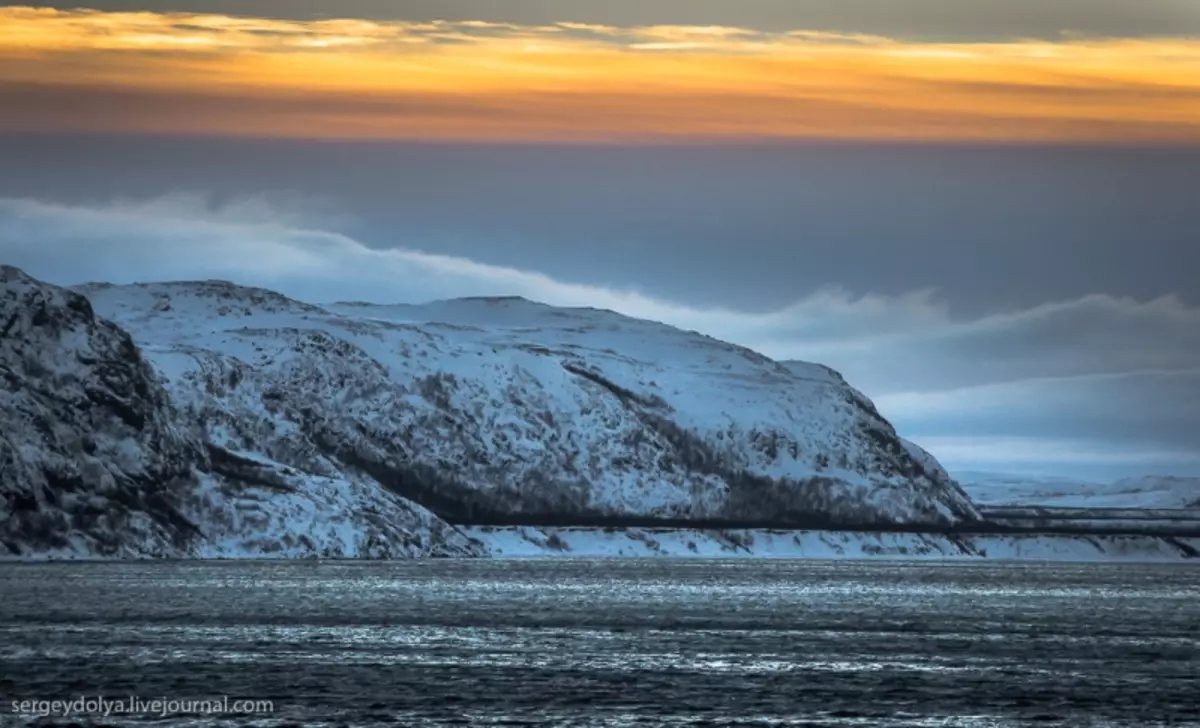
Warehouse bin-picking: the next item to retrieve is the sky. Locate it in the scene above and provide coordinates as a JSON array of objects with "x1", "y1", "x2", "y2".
[{"x1": 0, "y1": 1, "x2": 1197, "y2": 480}]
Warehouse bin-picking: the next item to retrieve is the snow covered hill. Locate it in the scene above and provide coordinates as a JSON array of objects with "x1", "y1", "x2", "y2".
[
  {"x1": 958, "y1": 472, "x2": 1200, "y2": 509},
  {"x1": 80, "y1": 279, "x2": 978, "y2": 528},
  {"x1": 0, "y1": 266, "x2": 482, "y2": 559},
  {"x1": 0, "y1": 265, "x2": 980, "y2": 557}
]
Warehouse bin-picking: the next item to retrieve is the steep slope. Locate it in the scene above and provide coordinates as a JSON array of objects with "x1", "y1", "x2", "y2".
[
  {"x1": 0, "y1": 267, "x2": 482, "y2": 558},
  {"x1": 0, "y1": 265, "x2": 202, "y2": 556},
  {"x1": 75, "y1": 280, "x2": 979, "y2": 529}
]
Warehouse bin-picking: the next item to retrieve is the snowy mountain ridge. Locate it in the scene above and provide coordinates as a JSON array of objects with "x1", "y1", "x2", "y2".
[
  {"x1": 958, "y1": 471, "x2": 1200, "y2": 509},
  {"x1": 2, "y1": 266, "x2": 979, "y2": 558}
]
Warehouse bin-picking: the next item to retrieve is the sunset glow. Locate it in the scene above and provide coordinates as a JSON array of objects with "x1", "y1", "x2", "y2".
[{"x1": 1, "y1": 6, "x2": 1199, "y2": 142}]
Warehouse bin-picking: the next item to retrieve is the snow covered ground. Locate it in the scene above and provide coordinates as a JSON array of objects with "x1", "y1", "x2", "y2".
[
  {"x1": 958, "y1": 472, "x2": 1200, "y2": 509},
  {"x1": 466, "y1": 526, "x2": 1200, "y2": 563}
]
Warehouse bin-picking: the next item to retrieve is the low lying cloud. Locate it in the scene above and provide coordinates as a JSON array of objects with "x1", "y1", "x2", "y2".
[
  {"x1": 878, "y1": 369, "x2": 1200, "y2": 447},
  {"x1": 2, "y1": 193, "x2": 1196, "y2": 477}
]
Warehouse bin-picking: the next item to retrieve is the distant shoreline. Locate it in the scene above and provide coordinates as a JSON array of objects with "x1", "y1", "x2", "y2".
[
  {"x1": 4, "y1": 526, "x2": 1197, "y2": 563},
  {"x1": 439, "y1": 510, "x2": 1200, "y2": 539},
  {"x1": 462, "y1": 525, "x2": 1200, "y2": 562}
]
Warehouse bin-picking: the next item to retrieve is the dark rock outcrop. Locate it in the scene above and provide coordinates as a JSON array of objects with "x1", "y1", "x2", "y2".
[{"x1": 0, "y1": 265, "x2": 203, "y2": 556}]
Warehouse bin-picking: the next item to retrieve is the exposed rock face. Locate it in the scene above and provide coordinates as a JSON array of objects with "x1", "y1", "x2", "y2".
[
  {"x1": 0, "y1": 267, "x2": 482, "y2": 558},
  {"x1": 2, "y1": 266, "x2": 979, "y2": 558},
  {"x1": 0, "y1": 265, "x2": 203, "y2": 556}
]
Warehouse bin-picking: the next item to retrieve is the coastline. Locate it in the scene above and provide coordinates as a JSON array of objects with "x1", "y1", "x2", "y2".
[
  {"x1": 462, "y1": 525, "x2": 1200, "y2": 562},
  {"x1": 4, "y1": 526, "x2": 1197, "y2": 563}
]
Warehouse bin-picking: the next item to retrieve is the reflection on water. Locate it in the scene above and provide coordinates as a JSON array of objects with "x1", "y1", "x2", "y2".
[{"x1": 1, "y1": 559, "x2": 1198, "y2": 727}]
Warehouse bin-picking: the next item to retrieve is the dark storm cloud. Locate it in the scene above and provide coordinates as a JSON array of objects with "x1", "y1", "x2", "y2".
[
  {"x1": 8, "y1": 0, "x2": 1200, "y2": 40},
  {"x1": 10, "y1": 79, "x2": 1198, "y2": 146},
  {"x1": 0, "y1": 80, "x2": 543, "y2": 126},
  {"x1": 934, "y1": 79, "x2": 1200, "y2": 103},
  {"x1": 1, "y1": 136, "x2": 1194, "y2": 316},
  {"x1": 783, "y1": 293, "x2": 1200, "y2": 394}
]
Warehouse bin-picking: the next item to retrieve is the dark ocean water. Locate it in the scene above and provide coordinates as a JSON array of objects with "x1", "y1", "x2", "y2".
[{"x1": 1, "y1": 559, "x2": 1198, "y2": 727}]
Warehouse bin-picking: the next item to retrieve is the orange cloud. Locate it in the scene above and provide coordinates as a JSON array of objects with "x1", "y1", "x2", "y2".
[{"x1": 0, "y1": 6, "x2": 1197, "y2": 143}]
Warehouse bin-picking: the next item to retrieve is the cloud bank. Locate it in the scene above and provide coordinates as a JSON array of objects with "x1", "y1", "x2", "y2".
[
  {"x1": 19, "y1": 0, "x2": 1200, "y2": 42},
  {"x1": 3, "y1": 7, "x2": 1200, "y2": 143},
  {"x1": 1, "y1": 193, "x2": 1196, "y2": 477}
]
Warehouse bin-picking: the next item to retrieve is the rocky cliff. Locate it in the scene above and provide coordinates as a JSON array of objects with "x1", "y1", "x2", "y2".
[{"x1": 0, "y1": 266, "x2": 482, "y2": 558}]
